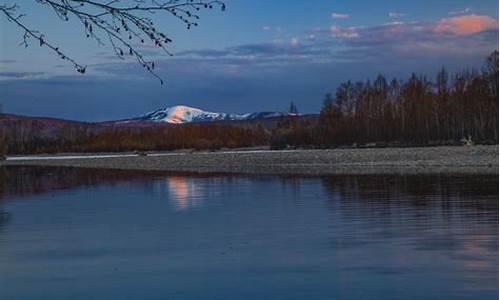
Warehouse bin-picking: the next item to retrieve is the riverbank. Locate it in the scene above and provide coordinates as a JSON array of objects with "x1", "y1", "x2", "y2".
[{"x1": 2, "y1": 146, "x2": 498, "y2": 175}]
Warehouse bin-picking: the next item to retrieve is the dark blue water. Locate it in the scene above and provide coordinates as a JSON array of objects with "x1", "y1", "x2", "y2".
[{"x1": 0, "y1": 167, "x2": 497, "y2": 300}]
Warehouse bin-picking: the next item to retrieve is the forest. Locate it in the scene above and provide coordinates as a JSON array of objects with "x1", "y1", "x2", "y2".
[
  {"x1": 0, "y1": 122, "x2": 268, "y2": 155},
  {"x1": 0, "y1": 51, "x2": 498, "y2": 155},
  {"x1": 271, "y1": 51, "x2": 499, "y2": 149}
]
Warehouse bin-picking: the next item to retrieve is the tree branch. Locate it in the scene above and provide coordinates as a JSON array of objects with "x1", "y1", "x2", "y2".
[{"x1": 1, "y1": 0, "x2": 226, "y2": 84}]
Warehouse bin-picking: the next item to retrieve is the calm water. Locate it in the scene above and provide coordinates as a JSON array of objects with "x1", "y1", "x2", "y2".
[{"x1": 0, "y1": 166, "x2": 497, "y2": 300}]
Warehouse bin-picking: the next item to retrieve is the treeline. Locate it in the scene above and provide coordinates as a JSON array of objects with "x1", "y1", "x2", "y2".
[
  {"x1": 272, "y1": 51, "x2": 499, "y2": 148},
  {"x1": 0, "y1": 122, "x2": 268, "y2": 154}
]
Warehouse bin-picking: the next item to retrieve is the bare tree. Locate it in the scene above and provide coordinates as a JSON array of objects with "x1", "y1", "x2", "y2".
[{"x1": 0, "y1": 0, "x2": 226, "y2": 84}]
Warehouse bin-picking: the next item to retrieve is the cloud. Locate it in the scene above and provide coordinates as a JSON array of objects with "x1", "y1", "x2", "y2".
[
  {"x1": 389, "y1": 12, "x2": 406, "y2": 19},
  {"x1": 0, "y1": 71, "x2": 47, "y2": 80},
  {"x1": 261, "y1": 26, "x2": 282, "y2": 32},
  {"x1": 307, "y1": 14, "x2": 498, "y2": 59},
  {"x1": 176, "y1": 40, "x2": 331, "y2": 63},
  {"x1": 176, "y1": 49, "x2": 231, "y2": 58},
  {"x1": 322, "y1": 14, "x2": 498, "y2": 42},
  {"x1": 329, "y1": 25, "x2": 360, "y2": 39},
  {"x1": 290, "y1": 37, "x2": 300, "y2": 47},
  {"x1": 449, "y1": 7, "x2": 473, "y2": 15},
  {"x1": 63, "y1": 15, "x2": 500, "y2": 82},
  {"x1": 433, "y1": 15, "x2": 498, "y2": 36},
  {"x1": 331, "y1": 12, "x2": 350, "y2": 19}
]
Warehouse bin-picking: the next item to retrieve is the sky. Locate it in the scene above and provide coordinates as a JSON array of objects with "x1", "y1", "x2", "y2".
[{"x1": 0, "y1": 0, "x2": 498, "y2": 121}]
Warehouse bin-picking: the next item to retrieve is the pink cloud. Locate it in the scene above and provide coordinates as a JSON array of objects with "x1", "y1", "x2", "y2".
[{"x1": 433, "y1": 15, "x2": 498, "y2": 36}]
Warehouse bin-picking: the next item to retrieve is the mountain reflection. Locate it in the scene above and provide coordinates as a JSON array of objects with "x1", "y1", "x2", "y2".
[{"x1": 167, "y1": 176, "x2": 203, "y2": 211}]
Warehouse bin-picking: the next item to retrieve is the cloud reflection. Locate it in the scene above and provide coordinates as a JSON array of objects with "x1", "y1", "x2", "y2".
[{"x1": 459, "y1": 234, "x2": 497, "y2": 272}]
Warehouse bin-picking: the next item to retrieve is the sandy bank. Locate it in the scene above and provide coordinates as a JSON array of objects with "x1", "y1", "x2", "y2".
[{"x1": 2, "y1": 146, "x2": 498, "y2": 175}]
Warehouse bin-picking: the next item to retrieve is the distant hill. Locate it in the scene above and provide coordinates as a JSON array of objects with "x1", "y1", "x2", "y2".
[
  {"x1": 105, "y1": 105, "x2": 303, "y2": 126},
  {"x1": 0, "y1": 106, "x2": 319, "y2": 136},
  {"x1": 0, "y1": 113, "x2": 104, "y2": 137}
]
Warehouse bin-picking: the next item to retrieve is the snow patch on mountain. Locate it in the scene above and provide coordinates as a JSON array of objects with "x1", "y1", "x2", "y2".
[{"x1": 138, "y1": 105, "x2": 295, "y2": 124}]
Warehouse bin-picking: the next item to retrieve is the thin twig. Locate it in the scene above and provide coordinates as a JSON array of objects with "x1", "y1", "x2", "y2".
[{"x1": 1, "y1": 0, "x2": 225, "y2": 84}]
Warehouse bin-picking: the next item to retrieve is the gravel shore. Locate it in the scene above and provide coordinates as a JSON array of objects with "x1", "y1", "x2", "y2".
[{"x1": 2, "y1": 146, "x2": 498, "y2": 175}]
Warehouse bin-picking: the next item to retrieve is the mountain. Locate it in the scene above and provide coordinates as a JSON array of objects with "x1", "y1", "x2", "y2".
[
  {"x1": 1, "y1": 105, "x2": 310, "y2": 132},
  {"x1": 133, "y1": 105, "x2": 296, "y2": 124}
]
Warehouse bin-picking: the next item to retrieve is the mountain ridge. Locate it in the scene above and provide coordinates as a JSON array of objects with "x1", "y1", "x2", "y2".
[
  {"x1": 133, "y1": 105, "x2": 297, "y2": 124},
  {"x1": 1, "y1": 105, "x2": 312, "y2": 131}
]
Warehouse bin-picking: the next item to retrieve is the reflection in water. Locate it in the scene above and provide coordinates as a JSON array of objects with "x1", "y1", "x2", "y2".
[
  {"x1": 167, "y1": 176, "x2": 203, "y2": 211},
  {"x1": 0, "y1": 166, "x2": 161, "y2": 201},
  {"x1": 0, "y1": 167, "x2": 8, "y2": 229},
  {"x1": 321, "y1": 174, "x2": 498, "y2": 220},
  {"x1": 0, "y1": 209, "x2": 10, "y2": 229},
  {"x1": 460, "y1": 235, "x2": 492, "y2": 271},
  {"x1": 320, "y1": 174, "x2": 498, "y2": 287},
  {"x1": 0, "y1": 166, "x2": 497, "y2": 300}
]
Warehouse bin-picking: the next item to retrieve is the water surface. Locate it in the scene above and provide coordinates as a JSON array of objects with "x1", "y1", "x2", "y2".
[{"x1": 0, "y1": 166, "x2": 497, "y2": 300}]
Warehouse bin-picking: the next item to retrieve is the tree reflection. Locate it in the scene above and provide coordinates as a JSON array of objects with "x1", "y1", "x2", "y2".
[
  {"x1": 0, "y1": 167, "x2": 10, "y2": 229},
  {"x1": 320, "y1": 174, "x2": 498, "y2": 271},
  {"x1": 321, "y1": 174, "x2": 498, "y2": 214}
]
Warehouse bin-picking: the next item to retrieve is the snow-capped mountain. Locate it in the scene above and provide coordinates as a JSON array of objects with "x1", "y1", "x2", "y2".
[{"x1": 137, "y1": 105, "x2": 295, "y2": 124}]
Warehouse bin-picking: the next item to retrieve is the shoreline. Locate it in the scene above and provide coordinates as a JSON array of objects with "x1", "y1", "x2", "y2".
[{"x1": 2, "y1": 145, "x2": 498, "y2": 175}]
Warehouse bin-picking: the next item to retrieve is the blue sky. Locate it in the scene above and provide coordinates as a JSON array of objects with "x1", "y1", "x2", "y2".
[{"x1": 0, "y1": 0, "x2": 498, "y2": 121}]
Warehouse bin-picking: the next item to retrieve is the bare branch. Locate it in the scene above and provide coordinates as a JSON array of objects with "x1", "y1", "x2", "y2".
[{"x1": 1, "y1": 0, "x2": 226, "y2": 84}]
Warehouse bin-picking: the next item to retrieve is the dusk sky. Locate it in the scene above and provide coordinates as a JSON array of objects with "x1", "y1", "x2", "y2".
[{"x1": 0, "y1": 0, "x2": 498, "y2": 121}]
